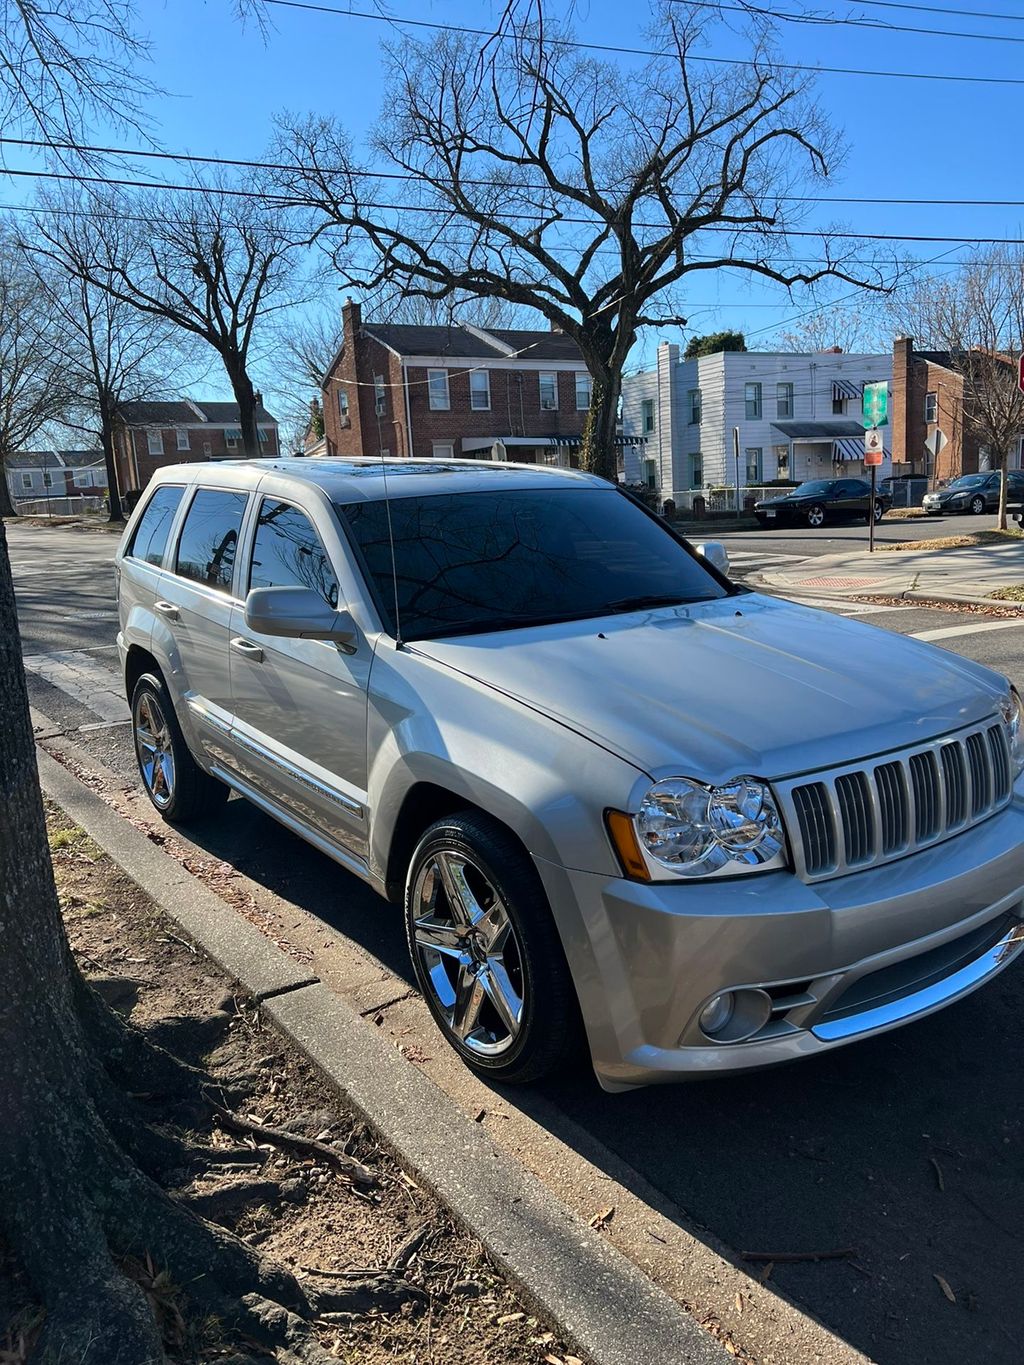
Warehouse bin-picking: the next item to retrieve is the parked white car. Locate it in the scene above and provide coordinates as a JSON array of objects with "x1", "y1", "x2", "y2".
[{"x1": 115, "y1": 459, "x2": 1024, "y2": 1090}]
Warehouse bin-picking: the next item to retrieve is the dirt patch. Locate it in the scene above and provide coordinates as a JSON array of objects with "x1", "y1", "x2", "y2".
[
  {"x1": 0, "y1": 806, "x2": 586, "y2": 1365},
  {"x1": 2, "y1": 514, "x2": 123, "y2": 531},
  {"x1": 878, "y1": 529, "x2": 1024, "y2": 552}
]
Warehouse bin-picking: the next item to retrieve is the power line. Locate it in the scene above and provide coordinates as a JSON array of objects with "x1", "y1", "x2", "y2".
[
  {"x1": 260, "y1": 0, "x2": 1024, "y2": 88},
  {"x1": 850, "y1": 0, "x2": 1024, "y2": 20},
  {"x1": 685, "y1": 0, "x2": 1024, "y2": 47},
  {"x1": 7, "y1": 136, "x2": 1024, "y2": 210},
  {"x1": 8, "y1": 163, "x2": 1024, "y2": 245}
]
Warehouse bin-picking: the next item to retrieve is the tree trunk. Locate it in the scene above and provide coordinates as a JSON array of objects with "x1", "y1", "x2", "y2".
[
  {"x1": 225, "y1": 358, "x2": 260, "y2": 456},
  {"x1": 578, "y1": 361, "x2": 621, "y2": 483},
  {"x1": 100, "y1": 411, "x2": 123, "y2": 522},
  {"x1": 0, "y1": 453, "x2": 17, "y2": 518}
]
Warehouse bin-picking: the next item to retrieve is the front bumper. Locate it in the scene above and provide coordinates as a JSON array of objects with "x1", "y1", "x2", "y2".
[{"x1": 534, "y1": 796, "x2": 1024, "y2": 1090}]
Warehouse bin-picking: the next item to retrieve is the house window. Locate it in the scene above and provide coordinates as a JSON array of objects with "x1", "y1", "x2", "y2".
[
  {"x1": 539, "y1": 372, "x2": 559, "y2": 411},
  {"x1": 575, "y1": 372, "x2": 592, "y2": 410},
  {"x1": 744, "y1": 383, "x2": 762, "y2": 420},
  {"x1": 427, "y1": 369, "x2": 450, "y2": 411},
  {"x1": 21, "y1": 472, "x2": 32, "y2": 490},
  {"x1": 469, "y1": 370, "x2": 490, "y2": 411},
  {"x1": 690, "y1": 454, "x2": 703, "y2": 488},
  {"x1": 338, "y1": 388, "x2": 349, "y2": 419},
  {"x1": 225, "y1": 432, "x2": 239, "y2": 450},
  {"x1": 776, "y1": 383, "x2": 793, "y2": 419},
  {"x1": 745, "y1": 448, "x2": 763, "y2": 483},
  {"x1": 43, "y1": 471, "x2": 54, "y2": 488},
  {"x1": 832, "y1": 394, "x2": 845, "y2": 414},
  {"x1": 432, "y1": 441, "x2": 455, "y2": 459},
  {"x1": 203, "y1": 441, "x2": 212, "y2": 457},
  {"x1": 374, "y1": 374, "x2": 387, "y2": 416},
  {"x1": 641, "y1": 398, "x2": 655, "y2": 434},
  {"x1": 176, "y1": 428, "x2": 189, "y2": 451},
  {"x1": 147, "y1": 429, "x2": 162, "y2": 456},
  {"x1": 644, "y1": 458, "x2": 657, "y2": 490},
  {"x1": 773, "y1": 443, "x2": 790, "y2": 473},
  {"x1": 74, "y1": 470, "x2": 90, "y2": 488},
  {"x1": 688, "y1": 389, "x2": 702, "y2": 425},
  {"x1": 925, "y1": 391, "x2": 937, "y2": 424}
]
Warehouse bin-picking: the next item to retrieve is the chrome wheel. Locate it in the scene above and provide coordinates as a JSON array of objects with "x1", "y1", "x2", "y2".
[
  {"x1": 970, "y1": 495, "x2": 985, "y2": 515},
  {"x1": 807, "y1": 503, "x2": 825, "y2": 528},
  {"x1": 134, "y1": 692, "x2": 175, "y2": 809},
  {"x1": 411, "y1": 849, "x2": 525, "y2": 1057}
]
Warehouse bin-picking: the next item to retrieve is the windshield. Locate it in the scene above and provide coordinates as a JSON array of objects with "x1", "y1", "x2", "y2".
[
  {"x1": 337, "y1": 488, "x2": 727, "y2": 640},
  {"x1": 946, "y1": 475, "x2": 988, "y2": 490},
  {"x1": 792, "y1": 481, "x2": 838, "y2": 496}
]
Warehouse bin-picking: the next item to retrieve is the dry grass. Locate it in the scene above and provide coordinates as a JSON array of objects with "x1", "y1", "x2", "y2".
[
  {"x1": 987, "y1": 584, "x2": 1024, "y2": 603},
  {"x1": 878, "y1": 529, "x2": 1024, "y2": 552}
]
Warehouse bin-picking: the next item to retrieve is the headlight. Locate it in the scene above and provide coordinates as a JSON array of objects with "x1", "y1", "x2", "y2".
[
  {"x1": 628, "y1": 776, "x2": 787, "y2": 878},
  {"x1": 1000, "y1": 690, "x2": 1024, "y2": 777}
]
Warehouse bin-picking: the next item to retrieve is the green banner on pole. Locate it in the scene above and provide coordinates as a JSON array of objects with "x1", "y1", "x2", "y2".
[{"x1": 862, "y1": 381, "x2": 889, "y2": 429}]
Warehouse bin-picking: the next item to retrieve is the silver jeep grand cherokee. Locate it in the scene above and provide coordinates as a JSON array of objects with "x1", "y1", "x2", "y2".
[{"x1": 115, "y1": 458, "x2": 1024, "y2": 1091}]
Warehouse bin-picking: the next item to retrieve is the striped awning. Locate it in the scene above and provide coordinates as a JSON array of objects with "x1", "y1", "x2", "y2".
[
  {"x1": 833, "y1": 437, "x2": 890, "y2": 461},
  {"x1": 547, "y1": 435, "x2": 648, "y2": 447},
  {"x1": 832, "y1": 380, "x2": 862, "y2": 400},
  {"x1": 224, "y1": 428, "x2": 271, "y2": 441}
]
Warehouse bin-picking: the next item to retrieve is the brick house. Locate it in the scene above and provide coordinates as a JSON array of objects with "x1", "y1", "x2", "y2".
[
  {"x1": 113, "y1": 398, "x2": 280, "y2": 493},
  {"x1": 321, "y1": 300, "x2": 594, "y2": 464},
  {"x1": 891, "y1": 337, "x2": 1024, "y2": 483},
  {"x1": 4, "y1": 450, "x2": 106, "y2": 506}
]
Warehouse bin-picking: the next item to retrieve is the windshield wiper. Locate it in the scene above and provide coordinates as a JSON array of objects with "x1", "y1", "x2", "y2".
[{"x1": 604, "y1": 594, "x2": 708, "y2": 613}]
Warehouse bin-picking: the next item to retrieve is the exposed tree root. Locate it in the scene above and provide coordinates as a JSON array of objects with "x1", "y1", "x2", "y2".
[
  {"x1": 142, "y1": 1009, "x2": 234, "y2": 1060},
  {"x1": 211, "y1": 1107, "x2": 377, "y2": 1187},
  {"x1": 179, "y1": 1179, "x2": 283, "y2": 1222}
]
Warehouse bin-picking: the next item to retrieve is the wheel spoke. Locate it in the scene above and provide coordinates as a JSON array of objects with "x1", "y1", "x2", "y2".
[
  {"x1": 434, "y1": 851, "x2": 485, "y2": 928},
  {"x1": 413, "y1": 916, "x2": 465, "y2": 960},
  {"x1": 478, "y1": 962, "x2": 522, "y2": 1038},
  {"x1": 451, "y1": 968, "x2": 486, "y2": 1040},
  {"x1": 477, "y1": 899, "x2": 511, "y2": 953}
]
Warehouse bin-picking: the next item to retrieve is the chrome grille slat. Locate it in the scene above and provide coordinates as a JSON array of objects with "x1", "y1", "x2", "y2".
[{"x1": 782, "y1": 719, "x2": 1014, "y2": 883}]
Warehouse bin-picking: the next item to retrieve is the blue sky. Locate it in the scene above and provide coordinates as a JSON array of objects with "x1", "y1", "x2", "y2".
[{"x1": 6, "y1": 0, "x2": 1023, "y2": 413}]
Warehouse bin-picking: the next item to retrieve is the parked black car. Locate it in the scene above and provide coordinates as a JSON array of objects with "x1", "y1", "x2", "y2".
[
  {"x1": 753, "y1": 478, "x2": 891, "y2": 529},
  {"x1": 922, "y1": 471, "x2": 1024, "y2": 516}
]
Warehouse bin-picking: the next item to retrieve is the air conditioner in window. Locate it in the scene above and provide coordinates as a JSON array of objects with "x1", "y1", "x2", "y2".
[
  {"x1": 541, "y1": 399, "x2": 557, "y2": 411},
  {"x1": 339, "y1": 416, "x2": 351, "y2": 429},
  {"x1": 375, "y1": 400, "x2": 386, "y2": 416}
]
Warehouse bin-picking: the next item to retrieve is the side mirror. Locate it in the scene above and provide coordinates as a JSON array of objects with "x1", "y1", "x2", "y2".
[
  {"x1": 244, "y1": 585, "x2": 356, "y2": 646},
  {"x1": 695, "y1": 540, "x2": 730, "y2": 577}
]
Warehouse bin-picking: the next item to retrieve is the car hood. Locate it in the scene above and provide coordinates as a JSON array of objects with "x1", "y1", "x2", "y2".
[
  {"x1": 755, "y1": 493, "x2": 806, "y2": 507},
  {"x1": 413, "y1": 594, "x2": 1006, "y2": 783}
]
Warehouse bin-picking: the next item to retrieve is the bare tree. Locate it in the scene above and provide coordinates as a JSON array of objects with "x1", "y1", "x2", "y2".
[
  {"x1": 0, "y1": 225, "x2": 72, "y2": 516},
  {"x1": 73, "y1": 183, "x2": 298, "y2": 455},
  {"x1": 0, "y1": 1, "x2": 153, "y2": 146},
  {"x1": 771, "y1": 302, "x2": 884, "y2": 355},
  {"x1": 276, "y1": 3, "x2": 884, "y2": 479},
  {"x1": 23, "y1": 193, "x2": 195, "y2": 519},
  {"x1": 890, "y1": 252, "x2": 1024, "y2": 529}
]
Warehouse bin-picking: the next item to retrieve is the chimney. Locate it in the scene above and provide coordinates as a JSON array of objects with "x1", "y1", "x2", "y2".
[
  {"x1": 342, "y1": 296, "x2": 362, "y2": 338},
  {"x1": 253, "y1": 389, "x2": 263, "y2": 408}
]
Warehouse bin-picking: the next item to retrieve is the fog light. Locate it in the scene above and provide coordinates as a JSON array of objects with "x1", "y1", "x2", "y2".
[
  {"x1": 699, "y1": 993, "x2": 735, "y2": 1035},
  {"x1": 697, "y1": 988, "x2": 773, "y2": 1042}
]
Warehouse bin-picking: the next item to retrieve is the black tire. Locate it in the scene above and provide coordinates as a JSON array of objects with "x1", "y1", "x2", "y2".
[
  {"x1": 404, "y1": 811, "x2": 582, "y2": 1085},
  {"x1": 970, "y1": 495, "x2": 986, "y2": 515},
  {"x1": 131, "y1": 672, "x2": 228, "y2": 824},
  {"x1": 870, "y1": 499, "x2": 884, "y2": 523},
  {"x1": 805, "y1": 503, "x2": 826, "y2": 529}
]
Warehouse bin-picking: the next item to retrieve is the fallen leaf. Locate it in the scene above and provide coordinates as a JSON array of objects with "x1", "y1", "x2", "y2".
[
  {"x1": 735, "y1": 1291, "x2": 743, "y2": 1314},
  {"x1": 543, "y1": 1356, "x2": 563, "y2": 1365},
  {"x1": 498, "y1": 1312, "x2": 525, "y2": 1325},
  {"x1": 588, "y1": 1205, "x2": 615, "y2": 1230},
  {"x1": 934, "y1": 1273, "x2": 957, "y2": 1304}
]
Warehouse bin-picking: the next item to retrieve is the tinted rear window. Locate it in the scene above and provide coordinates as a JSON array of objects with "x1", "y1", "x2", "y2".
[
  {"x1": 338, "y1": 487, "x2": 724, "y2": 640},
  {"x1": 175, "y1": 489, "x2": 248, "y2": 593},
  {"x1": 127, "y1": 485, "x2": 185, "y2": 568}
]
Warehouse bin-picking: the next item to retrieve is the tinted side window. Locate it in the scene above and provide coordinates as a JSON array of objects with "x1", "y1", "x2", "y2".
[
  {"x1": 127, "y1": 485, "x2": 185, "y2": 567},
  {"x1": 248, "y1": 499, "x2": 338, "y2": 607},
  {"x1": 175, "y1": 489, "x2": 248, "y2": 593}
]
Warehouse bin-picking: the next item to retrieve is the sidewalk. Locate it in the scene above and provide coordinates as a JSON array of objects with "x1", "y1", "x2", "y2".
[{"x1": 759, "y1": 537, "x2": 1024, "y2": 603}]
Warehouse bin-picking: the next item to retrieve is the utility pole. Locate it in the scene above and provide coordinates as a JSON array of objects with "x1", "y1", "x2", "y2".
[{"x1": 733, "y1": 426, "x2": 741, "y2": 514}]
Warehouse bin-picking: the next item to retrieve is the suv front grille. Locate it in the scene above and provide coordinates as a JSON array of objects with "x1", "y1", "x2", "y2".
[{"x1": 779, "y1": 721, "x2": 1013, "y2": 881}]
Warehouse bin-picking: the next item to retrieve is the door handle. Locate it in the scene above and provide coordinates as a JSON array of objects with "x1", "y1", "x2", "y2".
[
  {"x1": 230, "y1": 637, "x2": 264, "y2": 663},
  {"x1": 154, "y1": 600, "x2": 180, "y2": 621}
]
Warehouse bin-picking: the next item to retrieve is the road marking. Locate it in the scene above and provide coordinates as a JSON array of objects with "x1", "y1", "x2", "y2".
[
  {"x1": 910, "y1": 620, "x2": 1024, "y2": 643},
  {"x1": 21, "y1": 649, "x2": 129, "y2": 723}
]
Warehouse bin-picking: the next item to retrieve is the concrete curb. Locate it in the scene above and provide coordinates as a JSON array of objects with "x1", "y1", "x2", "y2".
[
  {"x1": 36, "y1": 745, "x2": 729, "y2": 1365},
  {"x1": 898, "y1": 590, "x2": 1024, "y2": 610}
]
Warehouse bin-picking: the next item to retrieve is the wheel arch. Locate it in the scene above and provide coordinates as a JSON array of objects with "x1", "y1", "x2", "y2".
[{"x1": 124, "y1": 643, "x2": 164, "y2": 702}]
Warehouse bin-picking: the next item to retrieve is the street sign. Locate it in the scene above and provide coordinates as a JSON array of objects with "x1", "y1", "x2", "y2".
[
  {"x1": 864, "y1": 427, "x2": 884, "y2": 466},
  {"x1": 862, "y1": 380, "x2": 889, "y2": 429},
  {"x1": 924, "y1": 428, "x2": 947, "y2": 460}
]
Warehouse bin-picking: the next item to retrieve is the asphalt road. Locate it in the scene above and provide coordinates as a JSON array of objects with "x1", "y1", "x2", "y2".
[{"x1": 9, "y1": 520, "x2": 1024, "y2": 1365}]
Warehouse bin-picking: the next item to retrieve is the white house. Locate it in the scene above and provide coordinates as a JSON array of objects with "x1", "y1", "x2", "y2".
[{"x1": 621, "y1": 344, "x2": 893, "y2": 502}]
